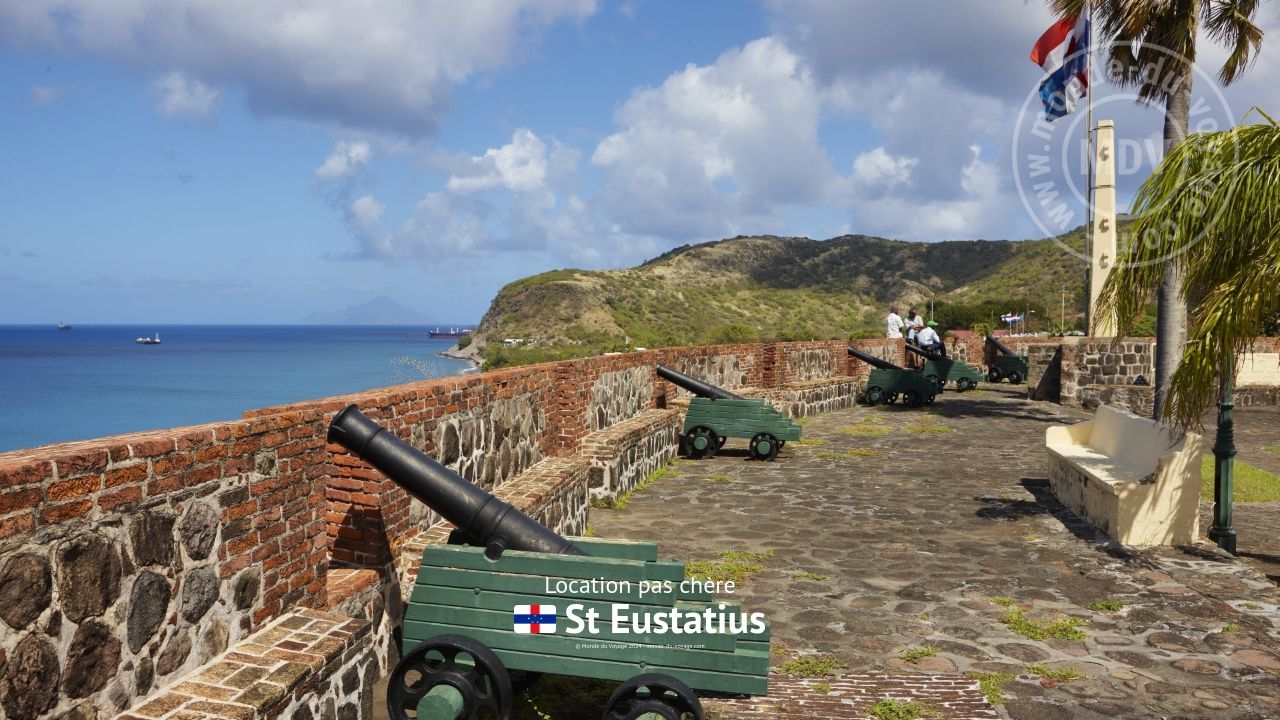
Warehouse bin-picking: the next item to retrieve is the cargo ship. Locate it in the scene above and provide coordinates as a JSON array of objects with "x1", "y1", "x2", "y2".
[{"x1": 428, "y1": 327, "x2": 472, "y2": 339}]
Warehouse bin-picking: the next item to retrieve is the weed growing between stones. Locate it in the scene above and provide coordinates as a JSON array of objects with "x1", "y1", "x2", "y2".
[
  {"x1": 1266, "y1": 445, "x2": 1280, "y2": 453},
  {"x1": 512, "y1": 674, "x2": 614, "y2": 719},
  {"x1": 1022, "y1": 533, "x2": 1040, "y2": 542},
  {"x1": 795, "y1": 437, "x2": 826, "y2": 446},
  {"x1": 990, "y1": 597, "x2": 1016, "y2": 607},
  {"x1": 583, "y1": 526, "x2": 597, "y2": 537},
  {"x1": 900, "y1": 646, "x2": 938, "y2": 664},
  {"x1": 1199, "y1": 456, "x2": 1280, "y2": 503},
  {"x1": 593, "y1": 460, "x2": 681, "y2": 510},
  {"x1": 792, "y1": 571, "x2": 829, "y2": 581},
  {"x1": 811, "y1": 682, "x2": 832, "y2": 694},
  {"x1": 999, "y1": 609, "x2": 1087, "y2": 641},
  {"x1": 969, "y1": 672, "x2": 1014, "y2": 705},
  {"x1": 1222, "y1": 624, "x2": 1239, "y2": 632},
  {"x1": 709, "y1": 473, "x2": 733, "y2": 482},
  {"x1": 1087, "y1": 599, "x2": 1124, "y2": 612},
  {"x1": 818, "y1": 448, "x2": 884, "y2": 459},
  {"x1": 841, "y1": 418, "x2": 890, "y2": 436},
  {"x1": 779, "y1": 654, "x2": 847, "y2": 677},
  {"x1": 906, "y1": 423, "x2": 953, "y2": 435},
  {"x1": 684, "y1": 550, "x2": 775, "y2": 583},
  {"x1": 1026, "y1": 664, "x2": 1085, "y2": 682},
  {"x1": 869, "y1": 698, "x2": 939, "y2": 719},
  {"x1": 1242, "y1": 602, "x2": 1263, "y2": 610}
]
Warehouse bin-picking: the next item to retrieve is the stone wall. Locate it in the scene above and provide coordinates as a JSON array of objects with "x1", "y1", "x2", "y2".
[
  {"x1": 782, "y1": 347, "x2": 839, "y2": 382},
  {"x1": 588, "y1": 366, "x2": 653, "y2": 432}
]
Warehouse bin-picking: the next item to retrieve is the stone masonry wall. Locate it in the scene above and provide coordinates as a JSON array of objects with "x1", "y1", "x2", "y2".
[{"x1": 588, "y1": 366, "x2": 654, "y2": 432}]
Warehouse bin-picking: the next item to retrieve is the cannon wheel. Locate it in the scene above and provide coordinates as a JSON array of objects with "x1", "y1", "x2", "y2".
[
  {"x1": 902, "y1": 389, "x2": 923, "y2": 408},
  {"x1": 387, "y1": 634, "x2": 513, "y2": 720},
  {"x1": 684, "y1": 427, "x2": 719, "y2": 459},
  {"x1": 601, "y1": 673, "x2": 704, "y2": 720},
  {"x1": 749, "y1": 433, "x2": 780, "y2": 461},
  {"x1": 865, "y1": 386, "x2": 884, "y2": 406},
  {"x1": 1008, "y1": 370, "x2": 1024, "y2": 385},
  {"x1": 987, "y1": 369, "x2": 1002, "y2": 383},
  {"x1": 886, "y1": 392, "x2": 899, "y2": 404},
  {"x1": 956, "y1": 377, "x2": 975, "y2": 392}
]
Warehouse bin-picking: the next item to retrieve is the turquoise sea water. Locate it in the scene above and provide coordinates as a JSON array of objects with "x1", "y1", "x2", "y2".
[{"x1": 0, "y1": 325, "x2": 473, "y2": 452}]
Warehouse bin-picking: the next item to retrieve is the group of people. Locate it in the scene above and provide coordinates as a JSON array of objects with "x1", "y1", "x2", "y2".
[{"x1": 885, "y1": 306, "x2": 944, "y2": 355}]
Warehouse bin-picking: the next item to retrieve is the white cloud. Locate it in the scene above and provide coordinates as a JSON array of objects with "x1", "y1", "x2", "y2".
[
  {"x1": 851, "y1": 148, "x2": 917, "y2": 189},
  {"x1": 155, "y1": 71, "x2": 221, "y2": 120},
  {"x1": 0, "y1": 1, "x2": 597, "y2": 135},
  {"x1": 30, "y1": 84, "x2": 70, "y2": 105},
  {"x1": 447, "y1": 129, "x2": 550, "y2": 195},
  {"x1": 315, "y1": 141, "x2": 373, "y2": 180}
]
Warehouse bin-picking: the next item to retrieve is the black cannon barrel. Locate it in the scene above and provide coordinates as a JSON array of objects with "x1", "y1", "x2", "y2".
[
  {"x1": 847, "y1": 346, "x2": 904, "y2": 371},
  {"x1": 985, "y1": 335, "x2": 1017, "y2": 357},
  {"x1": 656, "y1": 364, "x2": 744, "y2": 400},
  {"x1": 327, "y1": 405, "x2": 586, "y2": 557},
  {"x1": 905, "y1": 342, "x2": 946, "y2": 362}
]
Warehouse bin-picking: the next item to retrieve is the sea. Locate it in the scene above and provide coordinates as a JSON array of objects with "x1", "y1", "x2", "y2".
[{"x1": 0, "y1": 325, "x2": 474, "y2": 453}]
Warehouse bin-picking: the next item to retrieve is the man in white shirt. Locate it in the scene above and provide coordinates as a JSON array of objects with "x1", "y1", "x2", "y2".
[
  {"x1": 917, "y1": 320, "x2": 944, "y2": 355},
  {"x1": 904, "y1": 307, "x2": 924, "y2": 344},
  {"x1": 885, "y1": 307, "x2": 905, "y2": 339}
]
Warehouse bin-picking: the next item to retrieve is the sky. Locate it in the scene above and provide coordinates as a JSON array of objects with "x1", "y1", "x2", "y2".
[{"x1": 1, "y1": 0, "x2": 1279, "y2": 324}]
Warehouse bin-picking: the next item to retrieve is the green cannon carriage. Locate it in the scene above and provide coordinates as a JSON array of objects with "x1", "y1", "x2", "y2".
[
  {"x1": 847, "y1": 346, "x2": 939, "y2": 407},
  {"x1": 328, "y1": 406, "x2": 770, "y2": 720},
  {"x1": 905, "y1": 342, "x2": 984, "y2": 393},
  {"x1": 658, "y1": 364, "x2": 801, "y2": 461},
  {"x1": 984, "y1": 335, "x2": 1029, "y2": 384}
]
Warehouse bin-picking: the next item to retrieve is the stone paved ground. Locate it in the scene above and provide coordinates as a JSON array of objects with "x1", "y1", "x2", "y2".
[{"x1": 589, "y1": 385, "x2": 1280, "y2": 719}]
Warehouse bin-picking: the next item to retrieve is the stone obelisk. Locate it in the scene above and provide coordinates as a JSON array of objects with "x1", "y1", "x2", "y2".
[{"x1": 1090, "y1": 119, "x2": 1118, "y2": 337}]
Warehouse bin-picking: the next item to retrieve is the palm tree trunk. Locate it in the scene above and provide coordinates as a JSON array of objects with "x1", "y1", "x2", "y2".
[{"x1": 1152, "y1": 71, "x2": 1192, "y2": 421}]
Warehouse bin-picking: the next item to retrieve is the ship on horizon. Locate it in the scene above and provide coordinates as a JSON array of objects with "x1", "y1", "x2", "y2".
[
  {"x1": 56, "y1": 322, "x2": 71, "y2": 330},
  {"x1": 136, "y1": 332, "x2": 161, "y2": 345},
  {"x1": 428, "y1": 327, "x2": 473, "y2": 339}
]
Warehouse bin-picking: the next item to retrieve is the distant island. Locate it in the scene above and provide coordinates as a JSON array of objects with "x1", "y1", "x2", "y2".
[{"x1": 457, "y1": 225, "x2": 1109, "y2": 368}]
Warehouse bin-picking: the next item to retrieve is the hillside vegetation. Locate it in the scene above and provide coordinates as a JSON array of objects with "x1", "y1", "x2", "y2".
[{"x1": 468, "y1": 227, "x2": 1094, "y2": 367}]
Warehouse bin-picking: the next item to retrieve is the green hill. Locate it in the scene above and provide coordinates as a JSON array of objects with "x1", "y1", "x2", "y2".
[{"x1": 467, "y1": 226, "x2": 1093, "y2": 367}]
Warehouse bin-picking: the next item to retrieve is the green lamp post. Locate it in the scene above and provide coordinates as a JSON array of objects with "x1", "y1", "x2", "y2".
[{"x1": 1207, "y1": 361, "x2": 1236, "y2": 555}]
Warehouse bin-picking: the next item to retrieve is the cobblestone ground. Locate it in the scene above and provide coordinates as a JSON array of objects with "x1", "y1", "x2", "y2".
[{"x1": 590, "y1": 385, "x2": 1280, "y2": 719}]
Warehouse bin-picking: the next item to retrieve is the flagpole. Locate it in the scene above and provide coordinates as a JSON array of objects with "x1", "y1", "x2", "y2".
[{"x1": 1084, "y1": 0, "x2": 1094, "y2": 334}]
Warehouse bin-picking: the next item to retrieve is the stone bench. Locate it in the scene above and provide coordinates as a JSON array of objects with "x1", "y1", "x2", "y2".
[
  {"x1": 395, "y1": 454, "x2": 589, "y2": 592},
  {"x1": 120, "y1": 608, "x2": 372, "y2": 720},
  {"x1": 579, "y1": 408, "x2": 683, "y2": 504},
  {"x1": 1045, "y1": 404, "x2": 1202, "y2": 545}
]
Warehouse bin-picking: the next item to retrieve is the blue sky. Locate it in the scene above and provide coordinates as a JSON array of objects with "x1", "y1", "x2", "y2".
[{"x1": 2, "y1": 1, "x2": 1278, "y2": 324}]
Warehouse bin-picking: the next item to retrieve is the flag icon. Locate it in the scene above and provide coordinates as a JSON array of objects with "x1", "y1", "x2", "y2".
[{"x1": 513, "y1": 604, "x2": 557, "y2": 634}]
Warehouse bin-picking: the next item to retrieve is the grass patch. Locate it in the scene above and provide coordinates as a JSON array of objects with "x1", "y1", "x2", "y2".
[
  {"x1": 1200, "y1": 456, "x2": 1280, "y2": 503},
  {"x1": 709, "y1": 473, "x2": 734, "y2": 482},
  {"x1": 870, "y1": 699, "x2": 939, "y2": 720},
  {"x1": 1222, "y1": 624, "x2": 1239, "y2": 633},
  {"x1": 685, "y1": 550, "x2": 774, "y2": 583},
  {"x1": 990, "y1": 597, "x2": 1017, "y2": 607},
  {"x1": 841, "y1": 418, "x2": 890, "y2": 436},
  {"x1": 969, "y1": 672, "x2": 1014, "y2": 705},
  {"x1": 1086, "y1": 599, "x2": 1124, "y2": 612},
  {"x1": 818, "y1": 448, "x2": 884, "y2": 459},
  {"x1": 811, "y1": 682, "x2": 831, "y2": 694},
  {"x1": 999, "y1": 609, "x2": 1087, "y2": 641},
  {"x1": 792, "y1": 571, "x2": 829, "y2": 581},
  {"x1": 1266, "y1": 445, "x2": 1280, "y2": 454},
  {"x1": 1026, "y1": 664, "x2": 1085, "y2": 682},
  {"x1": 795, "y1": 437, "x2": 827, "y2": 446},
  {"x1": 592, "y1": 461, "x2": 679, "y2": 510},
  {"x1": 779, "y1": 654, "x2": 847, "y2": 677},
  {"x1": 901, "y1": 646, "x2": 938, "y2": 664},
  {"x1": 794, "y1": 416, "x2": 812, "y2": 426},
  {"x1": 1243, "y1": 602, "x2": 1263, "y2": 610},
  {"x1": 1022, "y1": 533, "x2": 1040, "y2": 542},
  {"x1": 583, "y1": 526, "x2": 596, "y2": 537}
]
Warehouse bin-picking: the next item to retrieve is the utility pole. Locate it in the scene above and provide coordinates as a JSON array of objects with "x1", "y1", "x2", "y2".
[{"x1": 1061, "y1": 286, "x2": 1067, "y2": 335}]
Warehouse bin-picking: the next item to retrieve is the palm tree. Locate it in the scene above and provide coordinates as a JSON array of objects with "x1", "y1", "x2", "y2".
[
  {"x1": 1047, "y1": 0, "x2": 1264, "y2": 420},
  {"x1": 1096, "y1": 113, "x2": 1280, "y2": 429}
]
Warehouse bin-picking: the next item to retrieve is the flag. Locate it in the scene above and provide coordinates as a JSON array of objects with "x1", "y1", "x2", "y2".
[
  {"x1": 1001, "y1": 313, "x2": 1023, "y2": 323},
  {"x1": 513, "y1": 604, "x2": 557, "y2": 634},
  {"x1": 1030, "y1": 14, "x2": 1090, "y2": 120}
]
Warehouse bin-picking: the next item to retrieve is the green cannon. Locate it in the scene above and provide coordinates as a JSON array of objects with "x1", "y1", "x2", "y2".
[
  {"x1": 905, "y1": 341, "x2": 983, "y2": 393},
  {"x1": 657, "y1": 364, "x2": 801, "y2": 461},
  {"x1": 329, "y1": 406, "x2": 770, "y2": 720},
  {"x1": 846, "y1": 346, "x2": 939, "y2": 407},
  {"x1": 984, "y1": 335, "x2": 1029, "y2": 384}
]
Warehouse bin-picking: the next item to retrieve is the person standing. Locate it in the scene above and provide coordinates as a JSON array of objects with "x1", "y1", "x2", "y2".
[{"x1": 885, "y1": 307, "x2": 905, "y2": 339}]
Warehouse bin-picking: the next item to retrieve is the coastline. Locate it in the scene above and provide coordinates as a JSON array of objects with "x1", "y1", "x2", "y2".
[{"x1": 440, "y1": 341, "x2": 482, "y2": 369}]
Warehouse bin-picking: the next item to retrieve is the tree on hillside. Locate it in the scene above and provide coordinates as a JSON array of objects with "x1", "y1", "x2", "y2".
[
  {"x1": 1047, "y1": 0, "x2": 1264, "y2": 419},
  {"x1": 1096, "y1": 114, "x2": 1280, "y2": 428}
]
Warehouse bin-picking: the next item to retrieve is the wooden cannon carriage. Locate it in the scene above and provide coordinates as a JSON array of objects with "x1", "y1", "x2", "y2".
[{"x1": 657, "y1": 365, "x2": 802, "y2": 461}]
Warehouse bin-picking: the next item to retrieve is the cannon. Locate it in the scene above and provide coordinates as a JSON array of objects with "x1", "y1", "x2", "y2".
[
  {"x1": 984, "y1": 335, "x2": 1029, "y2": 384},
  {"x1": 905, "y1": 341, "x2": 984, "y2": 393},
  {"x1": 658, "y1": 364, "x2": 800, "y2": 461},
  {"x1": 847, "y1": 346, "x2": 939, "y2": 407},
  {"x1": 329, "y1": 406, "x2": 771, "y2": 720}
]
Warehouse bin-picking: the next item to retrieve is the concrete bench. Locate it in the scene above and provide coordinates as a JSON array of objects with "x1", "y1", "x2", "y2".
[
  {"x1": 120, "y1": 609, "x2": 372, "y2": 720},
  {"x1": 1045, "y1": 404, "x2": 1202, "y2": 545}
]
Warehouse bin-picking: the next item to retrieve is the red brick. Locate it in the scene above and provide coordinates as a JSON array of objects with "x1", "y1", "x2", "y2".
[
  {"x1": 99, "y1": 486, "x2": 143, "y2": 512},
  {"x1": 53, "y1": 450, "x2": 109, "y2": 477},
  {"x1": 185, "y1": 463, "x2": 221, "y2": 485},
  {"x1": 195, "y1": 445, "x2": 228, "y2": 463},
  {"x1": 0, "y1": 512, "x2": 35, "y2": 540},
  {"x1": 152, "y1": 454, "x2": 192, "y2": 475},
  {"x1": 40, "y1": 499, "x2": 93, "y2": 524},
  {"x1": 0, "y1": 487, "x2": 42, "y2": 515},
  {"x1": 47, "y1": 474, "x2": 101, "y2": 501},
  {"x1": 220, "y1": 555, "x2": 251, "y2": 578},
  {"x1": 131, "y1": 438, "x2": 176, "y2": 457},
  {"x1": 0, "y1": 460, "x2": 52, "y2": 486},
  {"x1": 104, "y1": 463, "x2": 148, "y2": 488},
  {"x1": 146, "y1": 475, "x2": 183, "y2": 497}
]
